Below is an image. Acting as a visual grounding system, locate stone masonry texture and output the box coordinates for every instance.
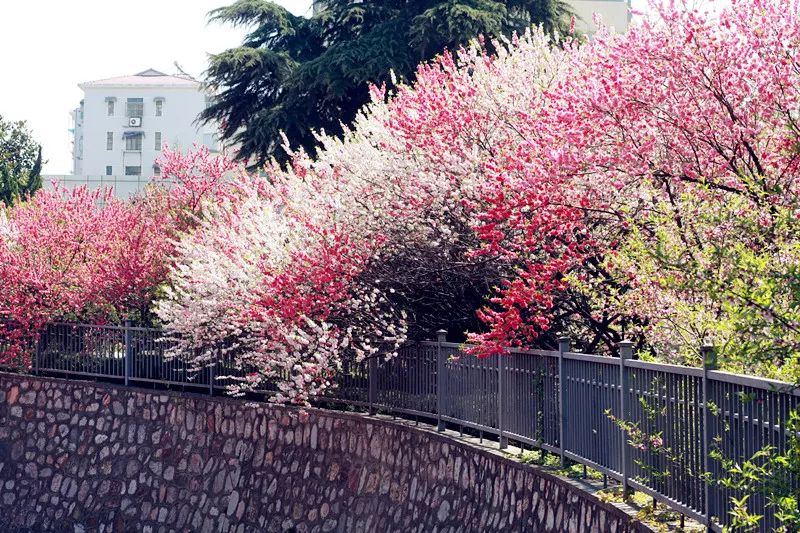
[0,373,650,532]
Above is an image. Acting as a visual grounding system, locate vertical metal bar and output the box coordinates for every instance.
[480,359,486,430]
[702,342,717,529]
[436,330,447,431]
[124,320,132,387]
[558,337,570,468]
[54,325,60,373]
[619,340,633,496]
[678,375,697,508]
[498,350,507,449]
[61,325,66,373]
[696,374,704,515]
[67,325,71,373]
[368,355,377,415]
[209,348,216,396]
[33,331,41,376]
[39,326,45,373]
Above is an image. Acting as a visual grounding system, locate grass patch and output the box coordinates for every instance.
[514,449,605,481]
[597,486,705,532]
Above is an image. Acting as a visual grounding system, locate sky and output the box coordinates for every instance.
[0,0,727,175]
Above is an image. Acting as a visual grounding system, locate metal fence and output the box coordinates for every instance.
[22,323,800,532]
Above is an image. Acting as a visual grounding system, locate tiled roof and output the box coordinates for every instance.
[80,68,200,89]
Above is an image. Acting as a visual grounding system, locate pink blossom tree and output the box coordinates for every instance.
[0,186,172,365]
[465,0,800,373]
[361,0,800,374]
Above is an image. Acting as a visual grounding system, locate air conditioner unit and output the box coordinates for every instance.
[128,117,142,127]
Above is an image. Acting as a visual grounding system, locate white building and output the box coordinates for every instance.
[63,68,218,198]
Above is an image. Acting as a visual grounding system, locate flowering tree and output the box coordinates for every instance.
[155,27,612,399]
[376,0,800,377]
[155,174,406,403]
[149,145,238,232]
[0,186,172,365]
[541,0,800,375]
[158,0,800,396]
[274,29,575,344]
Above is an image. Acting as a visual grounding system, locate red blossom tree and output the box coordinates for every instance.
[0,186,172,365]
[370,0,800,366]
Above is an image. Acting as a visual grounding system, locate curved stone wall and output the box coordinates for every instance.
[0,373,648,532]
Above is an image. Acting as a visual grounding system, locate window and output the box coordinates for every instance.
[107,100,115,116]
[125,166,141,176]
[106,132,113,150]
[125,135,142,151]
[105,165,112,176]
[154,131,162,151]
[126,98,144,118]
[153,164,161,176]
[155,99,163,117]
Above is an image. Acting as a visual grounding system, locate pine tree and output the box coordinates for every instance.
[202,0,573,165]
[0,116,44,205]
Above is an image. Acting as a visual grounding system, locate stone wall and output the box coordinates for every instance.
[0,373,649,532]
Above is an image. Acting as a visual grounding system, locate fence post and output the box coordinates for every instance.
[209,348,217,397]
[619,339,634,497]
[124,320,133,387]
[498,350,508,450]
[436,329,447,432]
[558,337,571,467]
[701,342,718,529]
[368,356,377,415]
[33,330,41,376]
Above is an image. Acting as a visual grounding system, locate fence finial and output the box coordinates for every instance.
[436,329,447,343]
[618,339,634,360]
[701,342,718,370]
[558,336,571,353]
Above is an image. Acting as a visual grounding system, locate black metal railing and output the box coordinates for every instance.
[14,323,800,532]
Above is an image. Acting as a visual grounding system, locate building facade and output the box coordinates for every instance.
[63,69,218,198]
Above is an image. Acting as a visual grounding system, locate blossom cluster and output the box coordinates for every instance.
[154,174,407,403]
